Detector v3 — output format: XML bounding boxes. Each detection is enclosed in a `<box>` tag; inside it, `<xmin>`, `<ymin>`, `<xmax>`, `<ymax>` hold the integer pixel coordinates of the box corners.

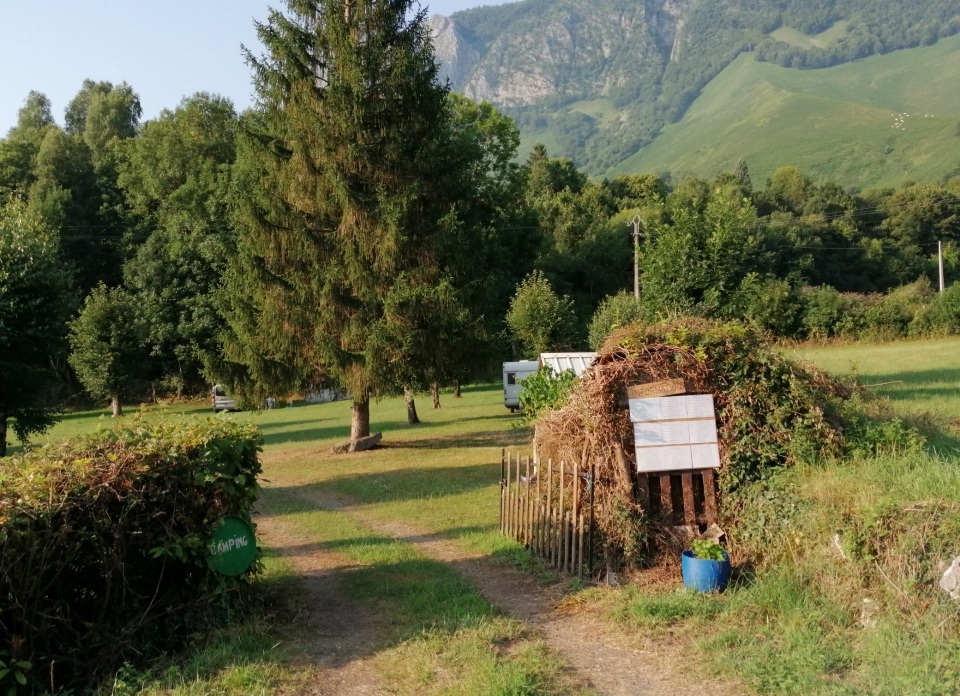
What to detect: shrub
<box><xmin>0</xmin><ymin>416</ymin><xmax>262</xmax><ymax>692</ymax></box>
<box><xmin>518</xmin><ymin>365</ymin><xmax>578</xmax><ymax>425</ymax></box>
<box><xmin>800</xmin><ymin>285</ymin><xmax>847</xmax><ymax>340</ymax></box>
<box><xmin>587</xmin><ymin>291</ymin><xmax>646</xmax><ymax>350</ymax></box>
<box><xmin>729</xmin><ymin>273</ymin><xmax>803</xmax><ymax>337</ymax></box>
<box><xmin>911</xmin><ymin>281</ymin><xmax>960</xmax><ymax>335</ymax></box>
<box><xmin>859</xmin><ymin>280</ymin><xmax>932</xmax><ymax>341</ymax></box>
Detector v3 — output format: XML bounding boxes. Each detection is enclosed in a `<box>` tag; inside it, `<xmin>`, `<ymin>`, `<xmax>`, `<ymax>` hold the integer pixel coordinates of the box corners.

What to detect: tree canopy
<box><xmin>0</xmin><ymin>200</ymin><xmax>73</xmax><ymax>455</ymax></box>
<box><xmin>222</xmin><ymin>0</ymin><xmax>490</xmax><ymax>441</ymax></box>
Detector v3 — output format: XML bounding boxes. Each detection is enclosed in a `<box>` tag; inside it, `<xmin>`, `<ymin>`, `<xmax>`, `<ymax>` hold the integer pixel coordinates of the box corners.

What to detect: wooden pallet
<box><xmin>636</xmin><ymin>468</ymin><xmax>718</xmax><ymax>526</ymax></box>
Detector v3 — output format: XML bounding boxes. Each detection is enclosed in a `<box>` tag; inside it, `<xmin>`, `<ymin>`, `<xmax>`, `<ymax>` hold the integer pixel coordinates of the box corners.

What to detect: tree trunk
<box><xmin>111</xmin><ymin>396</ymin><xmax>123</xmax><ymax>417</ymax></box>
<box><xmin>404</xmin><ymin>388</ymin><xmax>420</xmax><ymax>425</ymax></box>
<box><xmin>351</xmin><ymin>392</ymin><xmax>370</xmax><ymax>441</ymax></box>
<box><xmin>453</xmin><ymin>381</ymin><xmax>461</xmax><ymax>398</ymax></box>
<box><xmin>431</xmin><ymin>382</ymin><xmax>440</xmax><ymax>409</ymax></box>
<box><xmin>0</xmin><ymin>414</ymin><xmax>7</xmax><ymax>457</ymax></box>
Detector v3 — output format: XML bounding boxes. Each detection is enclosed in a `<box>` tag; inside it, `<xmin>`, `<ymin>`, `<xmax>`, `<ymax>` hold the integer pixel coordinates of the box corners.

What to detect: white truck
<box><xmin>211</xmin><ymin>384</ymin><xmax>239</xmax><ymax>412</ymax></box>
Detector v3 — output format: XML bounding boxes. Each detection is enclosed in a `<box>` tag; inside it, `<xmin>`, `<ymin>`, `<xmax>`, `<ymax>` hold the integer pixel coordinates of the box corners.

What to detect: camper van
<box><xmin>211</xmin><ymin>384</ymin><xmax>239</xmax><ymax>413</ymax></box>
<box><xmin>502</xmin><ymin>361</ymin><xmax>539</xmax><ymax>412</ymax></box>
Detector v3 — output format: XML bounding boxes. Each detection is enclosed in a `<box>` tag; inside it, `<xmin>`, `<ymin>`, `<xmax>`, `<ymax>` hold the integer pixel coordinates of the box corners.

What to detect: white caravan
<box><xmin>502</xmin><ymin>360</ymin><xmax>539</xmax><ymax>412</ymax></box>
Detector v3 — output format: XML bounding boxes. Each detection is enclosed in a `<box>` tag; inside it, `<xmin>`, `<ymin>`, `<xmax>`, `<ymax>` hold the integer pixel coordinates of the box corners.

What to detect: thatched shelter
<box><xmin>533</xmin><ymin>318</ymin><xmax>858</xmax><ymax>570</ymax></box>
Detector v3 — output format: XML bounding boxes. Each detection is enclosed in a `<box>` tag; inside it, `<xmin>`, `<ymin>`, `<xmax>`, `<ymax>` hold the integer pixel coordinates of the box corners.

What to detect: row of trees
<box><xmin>3</xmin><ymin>0</ymin><xmax>960</xmax><ymax>454</ymax></box>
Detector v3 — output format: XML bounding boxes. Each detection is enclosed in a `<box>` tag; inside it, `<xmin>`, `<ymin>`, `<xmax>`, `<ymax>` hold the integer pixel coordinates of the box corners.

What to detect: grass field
<box><xmin>770</xmin><ymin>22</ymin><xmax>849</xmax><ymax>50</ymax></box>
<box><xmin>610</xmin><ymin>34</ymin><xmax>960</xmax><ymax>189</ymax></box>
<box><xmin>16</xmin><ymin>338</ymin><xmax>960</xmax><ymax>694</ymax></box>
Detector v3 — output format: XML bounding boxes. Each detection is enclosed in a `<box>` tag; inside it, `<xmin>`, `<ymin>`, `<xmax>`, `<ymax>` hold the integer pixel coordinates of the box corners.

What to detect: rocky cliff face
<box><xmin>429</xmin><ymin>0</ymin><xmax>695</xmax><ymax>107</ymax></box>
<box><xmin>428</xmin><ymin>15</ymin><xmax>481</xmax><ymax>90</ymax></box>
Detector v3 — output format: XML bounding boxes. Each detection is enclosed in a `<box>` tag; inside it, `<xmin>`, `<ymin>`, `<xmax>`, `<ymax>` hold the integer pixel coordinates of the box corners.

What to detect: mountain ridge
<box><xmin>428</xmin><ymin>0</ymin><xmax>960</xmax><ymax>183</ymax></box>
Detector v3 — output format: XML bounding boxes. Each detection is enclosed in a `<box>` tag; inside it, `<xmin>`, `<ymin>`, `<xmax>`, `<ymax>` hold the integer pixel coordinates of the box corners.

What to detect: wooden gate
<box><xmin>499</xmin><ymin>450</ymin><xmax>594</xmax><ymax>577</ymax></box>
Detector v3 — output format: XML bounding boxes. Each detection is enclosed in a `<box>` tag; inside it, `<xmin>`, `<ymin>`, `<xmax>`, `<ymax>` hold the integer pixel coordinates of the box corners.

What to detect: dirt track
<box><xmin>257</xmin><ymin>481</ymin><xmax>739</xmax><ymax>696</ymax></box>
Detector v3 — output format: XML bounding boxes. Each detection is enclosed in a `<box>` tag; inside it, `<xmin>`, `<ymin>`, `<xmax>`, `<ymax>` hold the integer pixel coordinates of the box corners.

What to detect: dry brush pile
<box><xmin>534</xmin><ymin>318</ymin><xmax>902</xmax><ymax>570</ymax></box>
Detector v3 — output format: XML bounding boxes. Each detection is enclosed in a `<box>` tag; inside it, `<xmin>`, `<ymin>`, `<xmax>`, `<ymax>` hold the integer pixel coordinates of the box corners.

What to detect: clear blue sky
<box><xmin>0</xmin><ymin>0</ymin><xmax>503</xmax><ymax>136</ymax></box>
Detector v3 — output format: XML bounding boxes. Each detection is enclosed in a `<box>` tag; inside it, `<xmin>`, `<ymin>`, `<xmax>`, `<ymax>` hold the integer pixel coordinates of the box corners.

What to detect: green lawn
<box><xmin>19</xmin><ymin>339</ymin><xmax>960</xmax><ymax>694</ymax></box>
<box><xmin>792</xmin><ymin>336</ymin><xmax>960</xmax><ymax>454</ymax></box>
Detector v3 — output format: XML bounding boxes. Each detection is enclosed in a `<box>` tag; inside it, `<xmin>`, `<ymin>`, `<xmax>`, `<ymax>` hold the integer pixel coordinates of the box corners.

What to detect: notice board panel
<box><xmin>629</xmin><ymin>394</ymin><xmax>721</xmax><ymax>473</ymax></box>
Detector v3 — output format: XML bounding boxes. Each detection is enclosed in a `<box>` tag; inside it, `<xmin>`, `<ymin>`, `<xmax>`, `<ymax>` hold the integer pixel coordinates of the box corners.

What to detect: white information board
<box><xmin>629</xmin><ymin>394</ymin><xmax>720</xmax><ymax>472</ymax></box>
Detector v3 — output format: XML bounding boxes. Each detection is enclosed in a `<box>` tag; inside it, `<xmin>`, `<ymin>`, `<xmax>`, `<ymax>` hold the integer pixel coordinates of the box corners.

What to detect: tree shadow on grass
<box><xmin>263</xmin><ymin>461</ymin><xmax>501</xmax><ymax>508</ymax></box>
<box><xmin>384</xmin><ymin>428</ymin><xmax>529</xmax><ymax>451</ymax></box>
<box><xmin>258</xmin><ymin>526</ymin><xmax>496</xmax><ymax>559</ymax></box>
<box><xmin>259</xmin><ymin>422</ymin><xmax>350</xmax><ymax>447</ymax></box>
<box><xmin>854</xmin><ymin>368</ymin><xmax>960</xmax><ymax>399</ymax></box>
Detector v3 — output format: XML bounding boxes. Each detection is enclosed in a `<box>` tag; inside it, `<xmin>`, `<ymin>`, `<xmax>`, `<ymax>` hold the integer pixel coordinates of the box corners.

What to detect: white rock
<box><xmin>939</xmin><ymin>555</ymin><xmax>960</xmax><ymax>599</ymax></box>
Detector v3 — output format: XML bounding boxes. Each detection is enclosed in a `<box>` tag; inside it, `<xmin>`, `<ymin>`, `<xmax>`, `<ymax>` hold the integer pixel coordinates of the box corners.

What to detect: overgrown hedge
<box><xmin>534</xmin><ymin>319</ymin><xmax>917</xmax><ymax>570</ymax></box>
<box><xmin>765</xmin><ymin>279</ymin><xmax>960</xmax><ymax>342</ymax></box>
<box><xmin>0</xmin><ymin>417</ymin><xmax>262</xmax><ymax>693</ymax></box>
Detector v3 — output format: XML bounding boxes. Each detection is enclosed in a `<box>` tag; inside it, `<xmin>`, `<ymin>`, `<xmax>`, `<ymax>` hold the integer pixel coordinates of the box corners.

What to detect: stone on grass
<box><xmin>939</xmin><ymin>555</ymin><xmax>960</xmax><ymax>599</ymax></box>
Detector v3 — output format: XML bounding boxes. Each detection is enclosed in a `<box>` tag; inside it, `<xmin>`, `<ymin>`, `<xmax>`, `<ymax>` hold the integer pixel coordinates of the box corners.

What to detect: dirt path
<box><xmin>258</xmin><ymin>482</ymin><xmax>739</xmax><ymax>696</ymax></box>
<box><xmin>256</xmin><ymin>515</ymin><xmax>388</xmax><ymax>695</ymax></box>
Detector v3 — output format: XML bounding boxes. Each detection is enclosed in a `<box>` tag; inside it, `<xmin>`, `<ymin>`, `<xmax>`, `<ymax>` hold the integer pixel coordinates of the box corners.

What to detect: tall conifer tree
<box><xmin>227</xmin><ymin>0</ymin><xmax>472</xmax><ymax>442</ymax></box>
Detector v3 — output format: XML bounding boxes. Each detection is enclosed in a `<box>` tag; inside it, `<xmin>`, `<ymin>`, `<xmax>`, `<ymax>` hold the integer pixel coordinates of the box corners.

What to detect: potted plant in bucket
<box><xmin>682</xmin><ymin>539</ymin><xmax>731</xmax><ymax>592</ymax></box>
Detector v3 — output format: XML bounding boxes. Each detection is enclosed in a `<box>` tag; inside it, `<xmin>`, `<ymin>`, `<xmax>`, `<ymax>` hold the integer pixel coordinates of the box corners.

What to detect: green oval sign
<box><xmin>206</xmin><ymin>516</ymin><xmax>257</xmax><ymax>576</ymax></box>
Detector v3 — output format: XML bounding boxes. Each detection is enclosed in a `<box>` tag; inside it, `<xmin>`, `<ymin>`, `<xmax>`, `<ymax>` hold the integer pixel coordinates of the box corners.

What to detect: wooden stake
<box><xmin>681</xmin><ymin>472</ymin><xmax>696</xmax><ymax>524</ymax></box>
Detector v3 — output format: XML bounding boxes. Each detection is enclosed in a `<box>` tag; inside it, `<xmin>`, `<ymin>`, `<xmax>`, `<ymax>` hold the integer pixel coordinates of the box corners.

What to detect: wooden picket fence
<box><xmin>499</xmin><ymin>450</ymin><xmax>594</xmax><ymax>577</ymax></box>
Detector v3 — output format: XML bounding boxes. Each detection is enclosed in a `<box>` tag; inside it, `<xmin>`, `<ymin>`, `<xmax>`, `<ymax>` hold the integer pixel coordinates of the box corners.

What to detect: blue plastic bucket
<box><xmin>681</xmin><ymin>549</ymin><xmax>731</xmax><ymax>592</ymax></box>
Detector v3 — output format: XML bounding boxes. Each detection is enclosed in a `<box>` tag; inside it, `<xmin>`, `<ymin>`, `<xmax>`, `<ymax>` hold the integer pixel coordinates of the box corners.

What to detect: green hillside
<box><xmin>610</xmin><ymin>34</ymin><xmax>960</xmax><ymax>188</ymax></box>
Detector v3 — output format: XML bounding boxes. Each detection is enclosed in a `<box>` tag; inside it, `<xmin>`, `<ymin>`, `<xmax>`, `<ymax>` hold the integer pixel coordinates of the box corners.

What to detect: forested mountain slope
<box><xmin>613</xmin><ymin>34</ymin><xmax>960</xmax><ymax>189</ymax></box>
<box><xmin>430</xmin><ymin>0</ymin><xmax>960</xmax><ymax>182</ymax></box>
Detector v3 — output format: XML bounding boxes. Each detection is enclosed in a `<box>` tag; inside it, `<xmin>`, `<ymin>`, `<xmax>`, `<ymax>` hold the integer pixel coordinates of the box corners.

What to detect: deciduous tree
<box><xmin>68</xmin><ymin>284</ymin><xmax>147</xmax><ymax>417</ymax></box>
<box><xmin>0</xmin><ymin>200</ymin><xmax>73</xmax><ymax>456</ymax></box>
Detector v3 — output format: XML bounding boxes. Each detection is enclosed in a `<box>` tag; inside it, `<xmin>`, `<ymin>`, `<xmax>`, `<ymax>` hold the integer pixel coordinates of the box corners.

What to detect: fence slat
<box><xmin>510</xmin><ymin>453</ymin><xmax>517</xmax><ymax>539</ymax></box>
<box><xmin>577</xmin><ymin>513</ymin><xmax>584</xmax><ymax>577</ymax></box>
<box><xmin>500</xmin><ymin>450</ymin><xmax>507</xmax><ymax>534</ymax></box>
<box><xmin>558</xmin><ymin>461</ymin><xmax>565</xmax><ymax>569</ymax></box>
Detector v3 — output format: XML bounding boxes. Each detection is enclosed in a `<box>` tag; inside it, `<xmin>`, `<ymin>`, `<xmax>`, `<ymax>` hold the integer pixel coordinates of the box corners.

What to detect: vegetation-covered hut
<box><xmin>533</xmin><ymin>318</ymin><xmax>885</xmax><ymax>571</ymax></box>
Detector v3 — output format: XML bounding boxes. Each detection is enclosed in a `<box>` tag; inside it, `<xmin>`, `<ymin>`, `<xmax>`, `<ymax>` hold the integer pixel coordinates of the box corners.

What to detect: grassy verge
<box><xmin>96</xmin><ymin>552</ymin><xmax>313</xmax><ymax>696</ymax></box>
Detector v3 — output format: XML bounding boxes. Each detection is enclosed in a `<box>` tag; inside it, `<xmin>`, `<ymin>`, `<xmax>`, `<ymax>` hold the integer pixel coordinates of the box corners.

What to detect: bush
<box><xmin>859</xmin><ymin>280</ymin><xmax>931</xmax><ymax>341</ymax></box>
<box><xmin>0</xmin><ymin>416</ymin><xmax>262</xmax><ymax>692</ymax></box>
<box><xmin>729</xmin><ymin>273</ymin><xmax>803</xmax><ymax>337</ymax></box>
<box><xmin>587</xmin><ymin>291</ymin><xmax>646</xmax><ymax>350</ymax></box>
<box><xmin>517</xmin><ymin>365</ymin><xmax>578</xmax><ymax>425</ymax></box>
<box><xmin>800</xmin><ymin>285</ymin><xmax>847</xmax><ymax>340</ymax></box>
<box><xmin>911</xmin><ymin>281</ymin><xmax>960</xmax><ymax>335</ymax></box>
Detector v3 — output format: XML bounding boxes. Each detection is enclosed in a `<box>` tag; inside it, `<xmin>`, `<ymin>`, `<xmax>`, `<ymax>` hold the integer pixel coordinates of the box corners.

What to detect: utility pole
<box><xmin>939</xmin><ymin>240</ymin><xmax>945</xmax><ymax>293</ymax></box>
<box><xmin>629</xmin><ymin>214</ymin><xmax>643</xmax><ymax>299</ymax></box>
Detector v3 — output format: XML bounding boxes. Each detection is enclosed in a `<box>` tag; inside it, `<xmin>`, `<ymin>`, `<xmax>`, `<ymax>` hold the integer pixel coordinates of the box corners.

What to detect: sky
<box><xmin>0</xmin><ymin>0</ymin><xmax>505</xmax><ymax>135</ymax></box>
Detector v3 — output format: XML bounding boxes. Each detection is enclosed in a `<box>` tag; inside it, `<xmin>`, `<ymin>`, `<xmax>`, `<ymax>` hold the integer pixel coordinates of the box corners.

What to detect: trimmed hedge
<box><xmin>0</xmin><ymin>417</ymin><xmax>262</xmax><ymax>692</ymax></box>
